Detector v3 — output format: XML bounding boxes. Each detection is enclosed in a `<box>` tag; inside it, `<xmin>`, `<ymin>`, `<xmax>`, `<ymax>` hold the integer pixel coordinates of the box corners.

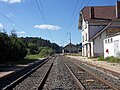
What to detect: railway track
<box><xmin>2</xmin><ymin>56</ymin><xmax>56</xmax><ymax>90</ymax></box>
<box><xmin>42</xmin><ymin>55</ymin><xmax>80</xmax><ymax>89</ymax></box>
<box><xmin>63</xmin><ymin>55</ymin><xmax>120</xmax><ymax>90</ymax></box>
<box><xmin>69</xmin><ymin>57</ymin><xmax>120</xmax><ymax>79</ymax></box>
<box><xmin>2</xmin><ymin>55</ymin><xmax>120</xmax><ymax>90</ymax></box>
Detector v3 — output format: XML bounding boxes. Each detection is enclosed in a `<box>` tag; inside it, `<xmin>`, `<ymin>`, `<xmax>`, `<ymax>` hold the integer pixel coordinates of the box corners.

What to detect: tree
<box><xmin>21</xmin><ymin>37</ymin><xmax>62</xmax><ymax>53</ymax></box>
<box><xmin>0</xmin><ymin>32</ymin><xmax>27</xmax><ymax>63</ymax></box>
<box><xmin>0</xmin><ymin>32</ymin><xmax>12</xmax><ymax>62</ymax></box>
<box><xmin>28</xmin><ymin>43</ymin><xmax>38</xmax><ymax>54</ymax></box>
<box><xmin>39</xmin><ymin>47</ymin><xmax>54</xmax><ymax>57</ymax></box>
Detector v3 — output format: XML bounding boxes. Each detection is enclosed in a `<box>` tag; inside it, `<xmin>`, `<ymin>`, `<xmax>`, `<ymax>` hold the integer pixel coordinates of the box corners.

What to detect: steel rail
<box><xmin>68</xmin><ymin>57</ymin><xmax>120</xmax><ymax>78</ymax></box>
<box><xmin>79</xmin><ymin>60</ymin><xmax>120</xmax><ymax>78</ymax></box>
<box><xmin>61</xmin><ymin>57</ymin><xmax>87</xmax><ymax>90</ymax></box>
<box><xmin>2</xmin><ymin>58</ymin><xmax>50</xmax><ymax>90</ymax></box>
<box><xmin>65</xmin><ymin>56</ymin><xmax>120</xmax><ymax>90</ymax></box>
<box><xmin>38</xmin><ymin>56</ymin><xmax>56</xmax><ymax>89</ymax></box>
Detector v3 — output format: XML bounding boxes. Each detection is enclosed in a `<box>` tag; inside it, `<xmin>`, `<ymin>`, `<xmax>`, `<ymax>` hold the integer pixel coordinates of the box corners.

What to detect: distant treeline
<box><xmin>21</xmin><ymin>37</ymin><xmax>62</xmax><ymax>54</ymax></box>
<box><xmin>0</xmin><ymin>32</ymin><xmax>62</xmax><ymax>63</ymax></box>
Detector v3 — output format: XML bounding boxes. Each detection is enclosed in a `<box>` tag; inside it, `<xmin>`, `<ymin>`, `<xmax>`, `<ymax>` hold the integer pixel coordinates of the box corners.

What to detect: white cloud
<box><xmin>34</xmin><ymin>24</ymin><xmax>61</xmax><ymax>30</ymax></box>
<box><xmin>0</xmin><ymin>0</ymin><xmax>21</xmax><ymax>3</ymax></box>
<box><xmin>16</xmin><ymin>31</ymin><xmax>26</xmax><ymax>34</ymax></box>
<box><xmin>0</xmin><ymin>23</ymin><xmax>4</xmax><ymax>29</ymax></box>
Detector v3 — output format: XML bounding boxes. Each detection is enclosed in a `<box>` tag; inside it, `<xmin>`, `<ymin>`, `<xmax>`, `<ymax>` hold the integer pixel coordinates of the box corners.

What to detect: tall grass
<box><xmin>98</xmin><ymin>56</ymin><xmax>120</xmax><ymax>63</ymax></box>
<box><xmin>25</xmin><ymin>54</ymin><xmax>44</xmax><ymax>60</ymax></box>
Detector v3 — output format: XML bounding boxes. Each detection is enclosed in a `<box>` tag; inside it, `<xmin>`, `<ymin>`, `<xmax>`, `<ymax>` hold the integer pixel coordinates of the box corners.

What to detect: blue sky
<box><xmin>0</xmin><ymin>0</ymin><xmax>117</xmax><ymax>46</ymax></box>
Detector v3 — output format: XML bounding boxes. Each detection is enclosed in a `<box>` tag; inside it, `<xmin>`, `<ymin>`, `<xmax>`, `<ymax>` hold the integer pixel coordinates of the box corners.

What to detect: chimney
<box><xmin>89</xmin><ymin>7</ymin><xmax>94</xmax><ymax>19</ymax></box>
<box><xmin>116</xmin><ymin>1</ymin><xmax>120</xmax><ymax>19</ymax></box>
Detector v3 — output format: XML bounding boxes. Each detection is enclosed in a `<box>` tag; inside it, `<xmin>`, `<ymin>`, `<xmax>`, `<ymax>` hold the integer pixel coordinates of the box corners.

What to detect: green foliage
<box><xmin>28</xmin><ymin>43</ymin><xmax>38</xmax><ymax>54</ymax></box>
<box><xmin>0</xmin><ymin>32</ymin><xmax>27</xmax><ymax>63</ymax></box>
<box><xmin>21</xmin><ymin>37</ymin><xmax>62</xmax><ymax>53</ymax></box>
<box><xmin>105</xmin><ymin>56</ymin><xmax>120</xmax><ymax>63</ymax></box>
<box><xmin>98</xmin><ymin>56</ymin><xmax>120</xmax><ymax>63</ymax></box>
<box><xmin>25</xmin><ymin>54</ymin><xmax>44</xmax><ymax>60</ymax></box>
<box><xmin>0</xmin><ymin>33</ymin><xmax>12</xmax><ymax>62</ymax></box>
<box><xmin>51</xmin><ymin>43</ymin><xmax>62</xmax><ymax>53</ymax></box>
<box><xmin>39</xmin><ymin>47</ymin><xmax>54</xmax><ymax>57</ymax></box>
<box><xmin>0</xmin><ymin>33</ymin><xmax>61</xmax><ymax>64</ymax></box>
<box><xmin>98</xmin><ymin>56</ymin><xmax>105</xmax><ymax>61</ymax></box>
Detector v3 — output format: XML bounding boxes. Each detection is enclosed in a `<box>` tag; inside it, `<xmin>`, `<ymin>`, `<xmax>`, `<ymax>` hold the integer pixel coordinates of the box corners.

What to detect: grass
<box><xmin>97</xmin><ymin>56</ymin><xmax>105</xmax><ymax>61</ymax></box>
<box><xmin>105</xmin><ymin>56</ymin><xmax>120</xmax><ymax>63</ymax></box>
<box><xmin>25</xmin><ymin>53</ymin><xmax>44</xmax><ymax>60</ymax></box>
<box><xmin>97</xmin><ymin>56</ymin><xmax>120</xmax><ymax>63</ymax></box>
<box><xmin>0</xmin><ymin>54</ymin><xmax>45</xmax><ymax>71</ymax></box>
<box><xmin>66</xmin><ymin>53</ymin><xmax>81</xmax><ymax>56</ymax></box>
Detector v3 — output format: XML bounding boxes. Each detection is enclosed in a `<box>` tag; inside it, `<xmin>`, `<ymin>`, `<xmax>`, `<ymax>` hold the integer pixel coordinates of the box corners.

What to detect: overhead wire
<box><xmin>67</xmin><ymin>0</ymin><xmax>79</xmax><ymax>32</ymax></box>
<box><xmin>61</xmin><ymin>0</ymin><xmax>84</xmax><ymax>45</ymax></box>
<box><xmin>68</xmin><ymin>0</ymin><xmax>85</xmax><ymax>32</ymax></box>
<box><xmin>69</xmin><ymin>0</ymin><xmax>91</xmax><ymax>33</ymax></box>
<box><xmin>69</xmin><ymin>0</ymin><xmax>85</xmax><ymax>32</ymax></box>
<box><xmin>70</xmin><ymin>0</ymin><xmax>90</xmax><ymax>32</ymax></box>
<box><xmin>35</xmin><ymin>0</ymin><xmax>53</xmax><ymax>42</ymax></box>
<box><xmin>38</xmin><ymin>0</ymin><xmax>47</xmax><ymax>23</ymax></box>
<box><xmin>35</xmin><ymin>0</ymin><xmax>46</xmax><ymax>23</ymax></box>
<box><xmin>0</xmin><ymin>11</ymin><xmax>25</xmax><ymax>32</ymax></box>
<box><xmin>61</xmin><ymin>0</ymin><xmax>80</xmax><ymax>43</ymax></box>
<box><xmin>37</xmin><ymin>0</ymin><xmax>53</xmax><ymax>41</ymax></box>
<box><xmin>61</xmin><ymin>0</ymin><xmax>91</xmax><ymax>46</ymax></box>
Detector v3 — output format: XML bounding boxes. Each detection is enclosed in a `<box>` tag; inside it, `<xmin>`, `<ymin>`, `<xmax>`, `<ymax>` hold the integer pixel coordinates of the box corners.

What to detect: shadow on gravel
<box><xmin>0</xmin><ymin>58</ymin><xmax>44</xmax><ymax>89</ymax></box>
<box><xmin>0</xmin><ymin>59</ymin><xmax>39</xmax><ymax>72</ymax></box>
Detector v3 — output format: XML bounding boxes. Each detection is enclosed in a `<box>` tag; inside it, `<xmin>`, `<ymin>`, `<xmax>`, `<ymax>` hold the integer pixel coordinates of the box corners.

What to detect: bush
<box><xmin>28</xmin><ymin>43</ymin><xmax>39</xmax><ymax>54</ymax></box>
<box><xmin>39</xmin><ymin>47</ymin><xmax>54</xmax><ymax>57</ymax></box>
<box><xmin>105</xmin><ymin>56</ymin><xmax>120</xmax><ymax>63</ymax></box>
<box><xmin>98</xmin><ymin>56</ymin><xmax>105</xmax><ymax>61</ymax></box>
<box><xmin>97</xmin><ymin>56</ymin><xmax>120</xmax><ymax>63</ymax></box>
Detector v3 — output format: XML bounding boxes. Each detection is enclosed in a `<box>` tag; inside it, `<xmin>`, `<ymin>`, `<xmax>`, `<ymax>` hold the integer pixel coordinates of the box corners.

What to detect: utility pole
<box><xmin>61</xmin><ymin>40</ymin><xmax>65</xmax><ymax>55</ymax></box>
<box><xmin>67</xmin><ymin>32</ymin><xmax>71</xmax><ymax>44</ymax></box>
<box><xmin>67</xmin><ymin>32</ymin><xmax>72</xmax><ymax>54</ymax></box>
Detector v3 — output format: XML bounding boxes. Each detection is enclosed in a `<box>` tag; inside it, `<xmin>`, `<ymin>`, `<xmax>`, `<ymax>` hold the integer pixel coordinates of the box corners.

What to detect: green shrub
<box><xmin>98</xmin><ymin>56</ymin><xmax>120</xmax><ymax>63</ymax></box>
<box><xmin>98</xmin><ymin>56</ymin><xmax>105</xmax><ymax>61</ymax></box>
<box><xmin>39</xmin><ymin>47</ymin><xmax>54</xmax><ymax>57</ymax></box>
<box><xmin>105</xmin><ymin>56</ymin><xmax>120</xmax><ymax>63</ymax></box>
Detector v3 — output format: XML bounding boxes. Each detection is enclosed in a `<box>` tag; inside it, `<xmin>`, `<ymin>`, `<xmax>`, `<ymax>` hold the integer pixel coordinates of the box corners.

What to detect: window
<box><xmin>105</xmin><ymin>40</ymin><xmax>107</xmax><ymax>44</ymax></box>
<box><xmin>86</xmin><ymin>33</ymin><xmax>87</xmax><ymax>41</ymax></box>
<box><xmin>111</xmin><ymin>38</ymin><xmax>113</xmax><ymax>42</ymax></box>
<box><xmin>105</xmin><ymin>38</ymin><xmax>113</xmax><ymax>44</ymax></box>
<box><xmin>108</xmin><ymin>39</ymin><xmax>109</xmax><ymax>43</ymax></box>
<box><xmin>83</xmin><ymin>35</ymin><xmax>84</xmax><ymax>42</ymax></box>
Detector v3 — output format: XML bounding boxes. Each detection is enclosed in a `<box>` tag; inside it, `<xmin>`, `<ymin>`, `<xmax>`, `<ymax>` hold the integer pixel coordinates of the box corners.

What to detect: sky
<box><xmin>0</xmin><ymin>0</ymin><xmax>118</xmax><ymax>46</ymax></box>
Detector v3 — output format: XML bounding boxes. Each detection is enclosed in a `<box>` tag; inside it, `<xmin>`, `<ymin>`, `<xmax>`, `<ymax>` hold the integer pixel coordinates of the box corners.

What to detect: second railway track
<box><xmin>63</xmin><ymin>55</ymin><xmax>120</xmax><ymax>90</ymax></box>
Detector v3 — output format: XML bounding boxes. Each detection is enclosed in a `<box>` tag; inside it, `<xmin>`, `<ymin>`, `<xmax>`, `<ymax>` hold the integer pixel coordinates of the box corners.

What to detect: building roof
<box><xmin>81</xmin><ymin>6</ymin><xmax>116</xmax><ymax>21</ymax></box>
<box><xmin>64</xmin><ymin>43</ymin><xmax>76</xmax><ymax>48</ymax></box>
<box><xmin>90</xmin><ymin>21</ymin><xmax>114</xmax><ymax>41</ymax></box>
<box><xmin>78</xmin><ymin>5</ymin><xmax>118</xmax><ymax>30</ymax></box>
<box><xmin>79</xmin><ymin>1</ymin><xmax>120</xmax><ymax>39</ymax></box>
